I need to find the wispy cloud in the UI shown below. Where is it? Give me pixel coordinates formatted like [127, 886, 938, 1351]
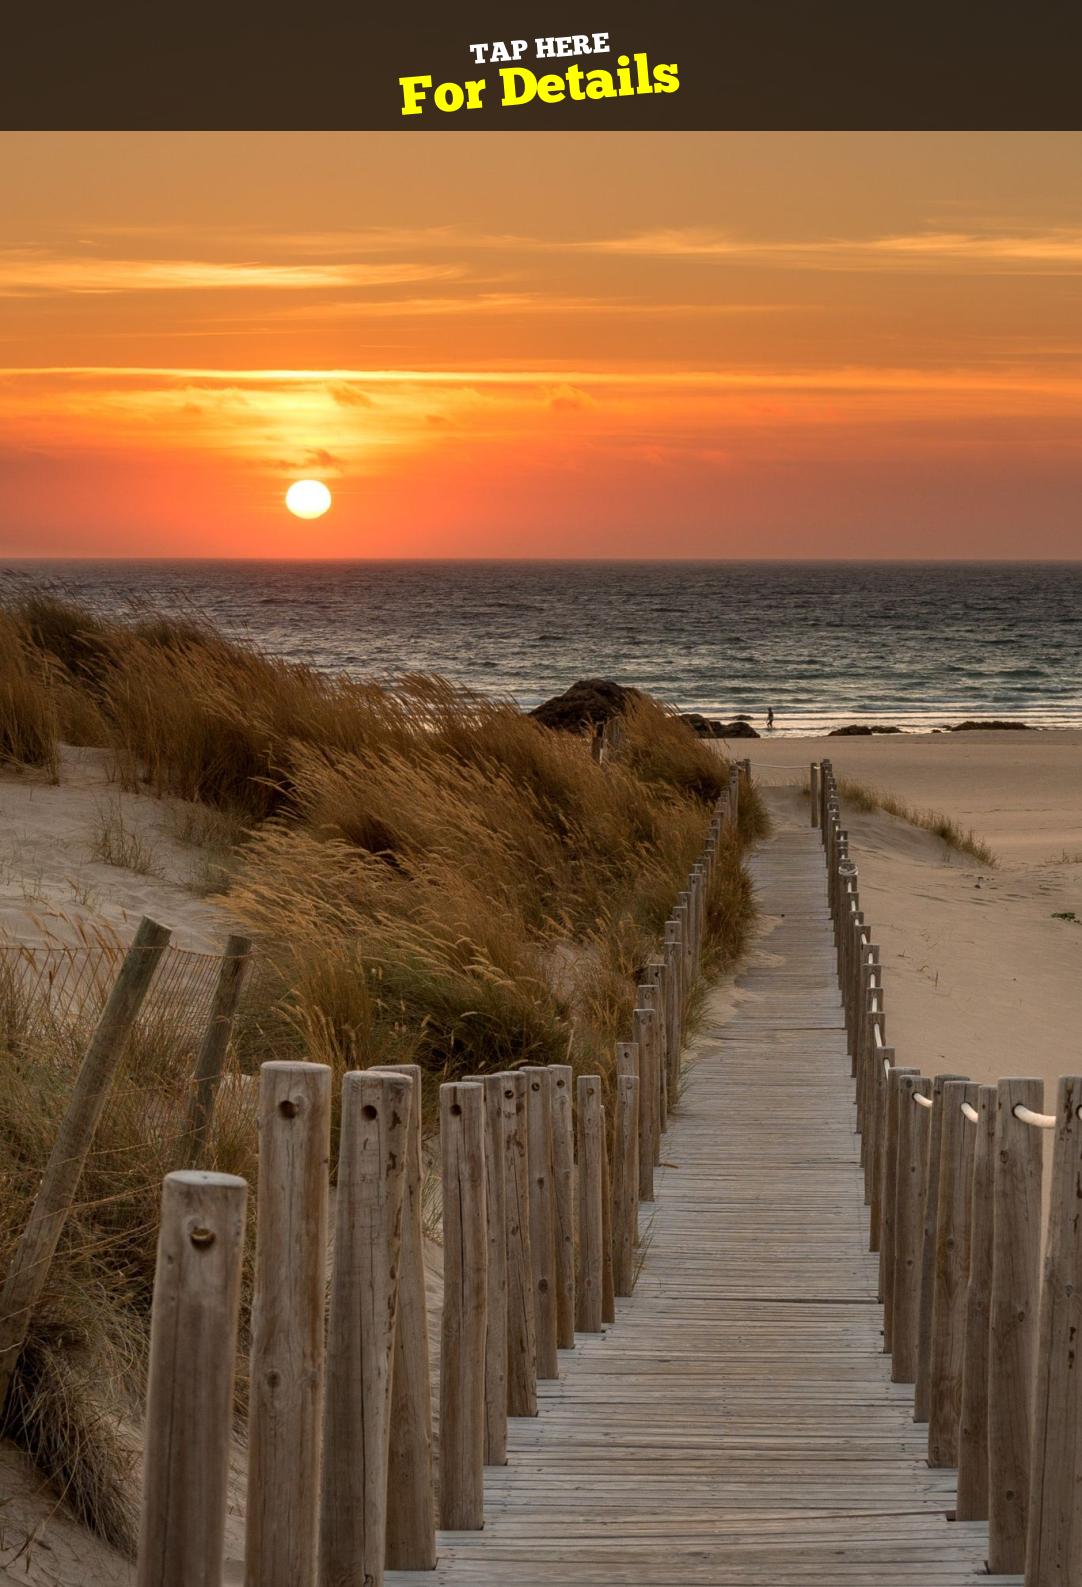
[0, 250, 463, 296]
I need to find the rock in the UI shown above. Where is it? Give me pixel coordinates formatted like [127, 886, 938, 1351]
[828, 723, 903, 736]
[531, 678, 641, 731]
[947, 719, 1035, 731]
[679, 715, 760, 739]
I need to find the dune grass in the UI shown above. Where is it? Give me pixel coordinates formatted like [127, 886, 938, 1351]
[831, 775, 997, 866]
[0, 589, 768, 1544]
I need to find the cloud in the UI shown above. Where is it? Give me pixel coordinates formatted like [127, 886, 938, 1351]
[0, 250, 464, 297]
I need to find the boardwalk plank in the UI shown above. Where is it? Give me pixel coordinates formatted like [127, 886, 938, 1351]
[389, 814, 995, 1587]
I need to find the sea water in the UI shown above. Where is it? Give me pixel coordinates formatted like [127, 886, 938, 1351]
[7, 560, 1080, 735]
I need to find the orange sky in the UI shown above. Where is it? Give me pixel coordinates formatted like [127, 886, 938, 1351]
[2, 131, 1081, 558]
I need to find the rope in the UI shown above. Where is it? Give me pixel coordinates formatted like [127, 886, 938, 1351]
[914, 1093, 934, 1109]
[961, 1101, 980, 1123]
[1013, 1104, 1057, 1129]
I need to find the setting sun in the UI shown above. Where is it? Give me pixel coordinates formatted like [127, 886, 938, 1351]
[285, 479, 332, 519]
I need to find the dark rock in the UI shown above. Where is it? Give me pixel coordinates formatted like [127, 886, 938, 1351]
[828, 723, 904, 736]
[947, 719, 1035, 731]
[678, 714, 760, 740]
[531, 678, 642, 732]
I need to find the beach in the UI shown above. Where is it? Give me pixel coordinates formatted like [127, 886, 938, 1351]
[745, 730, 1082, 1183]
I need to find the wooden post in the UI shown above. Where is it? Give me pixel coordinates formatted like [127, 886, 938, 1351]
[575, 1075, 604, 1334]
[663, 935, 682, 1096]
[462, 1073, 509, 1467]
[368, 1065, 437, 1570]
[987, 1077, 1043, 1576]
[956, 1084, 997, 1522]
[810, 762, 819, 825]
[523, 1066, 559, 1380]
[319, 1071, 411, 1587]
[438, 1081, 488, 1531]
[914, 1072, 968, 1425]
[136, 1170, 247, 1587]
[928, 1078, 979, 1468]
[634, 1005, 659, 1196]
[187, 932, 253, 1166]
[600, 1103, 616, 1325]
[613, 1045, 640, 1297]
[547, 1064, 576, 1351]
[1025, 1076, 1082, 1587]
[0, 915, 171, 1405]
[868, 1041, 892, 1255]
[637, 985, 662, 1152]
[890, 1075, 931, 1384]
[498, 1071, 537, 1418]
[644, 960, 669, 1130]
[880, 1066, 918, 1354]
[246, 1062, 331, 1587]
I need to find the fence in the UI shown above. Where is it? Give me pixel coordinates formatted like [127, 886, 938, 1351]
[0, 926, 253, 1409]
[815, 756, 1076, 1587]
[117, 770, 745, 1587]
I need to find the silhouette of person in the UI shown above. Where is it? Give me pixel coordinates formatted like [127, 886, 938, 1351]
[767, 707, 775, 731]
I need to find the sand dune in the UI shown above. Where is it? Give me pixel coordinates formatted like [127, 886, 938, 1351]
[748, 733, 1082, 1204]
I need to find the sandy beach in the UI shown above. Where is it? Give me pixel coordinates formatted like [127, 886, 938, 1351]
[743, 730, 1082, 1163]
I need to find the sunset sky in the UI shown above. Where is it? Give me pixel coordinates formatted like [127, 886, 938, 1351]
[2, 131, 1081, 558]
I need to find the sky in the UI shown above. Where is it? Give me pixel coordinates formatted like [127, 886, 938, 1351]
[1, 130, 1081, 558]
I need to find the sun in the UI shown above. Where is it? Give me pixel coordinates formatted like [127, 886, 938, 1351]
[285, 479, 332, 519]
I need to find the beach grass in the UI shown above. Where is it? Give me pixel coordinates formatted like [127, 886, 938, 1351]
[0, 590, 766, 1544]
[830, 775, 998, 866]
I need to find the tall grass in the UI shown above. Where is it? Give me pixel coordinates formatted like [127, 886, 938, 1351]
[0, 590, 766, 1542]
[832, 775, 997, 866]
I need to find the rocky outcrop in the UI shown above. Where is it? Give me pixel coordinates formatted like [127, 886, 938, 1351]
[828, 724, 904, 736]
[680, 714, 760, 740]
[947, 719, 1035, 731]
[530, 679, 641, 731]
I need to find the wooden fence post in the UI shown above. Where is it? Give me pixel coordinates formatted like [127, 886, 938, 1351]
[319, 1071, 411, 1587]
[956, 1084, 997, 1522]
[499, 1071, 537, 1418]
[463, 1073, 509, 1467]
[522, 1066, 559, 1380]
[439, 1081, 488, 1531]
[914, 1071, 968, 1424]
[634, 1005, 660, 1198]
[637, 983, 662, 1144]
[663, 934, 682, 1094]
[644, 960, 669, 1129]
[613, 1044, 640, 1297]
[810, 762, 819, 825]
[890, 1076, 931, 1384]
[136, 1170, 247, 1587]
[547, 1064, 577, 1351]
[987, 1076, 1043, 1575]
[868, 1042, 893, 1255]
[576, 1076, 604, 1334]
[600, 1104, 616, 1325]
[187, 932, 253, 1166]
[880, 1066, 918, 1354]
[371, 1065, 437, 1570]
[246, 1062, 331, 1587]
[0, 914, 171, 1406]
[1025, 1076, 1082, 1587]
[928, 1078, 979, 1468]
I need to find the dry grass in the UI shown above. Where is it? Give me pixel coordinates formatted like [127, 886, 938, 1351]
[0, 590, 768, 1542]
[831, 775, 998, 866]
[90, 797, 161, 877]
[0, 613, 60, 781]
[0, 964, 257, 1552]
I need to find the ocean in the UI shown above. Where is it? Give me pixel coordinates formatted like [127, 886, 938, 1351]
[6, 560, 1081, 736]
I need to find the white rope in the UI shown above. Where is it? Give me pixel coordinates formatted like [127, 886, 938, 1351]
[882, 1055, 892, 1076]
[1013, 1104, 1056, 1129]
[961, 1101, 980, 1123]
[873, 1022, 883, 1049]
[914, 1093, 934, 1109]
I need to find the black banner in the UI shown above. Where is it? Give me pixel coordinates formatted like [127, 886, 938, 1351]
[4, 0, 1082, 130]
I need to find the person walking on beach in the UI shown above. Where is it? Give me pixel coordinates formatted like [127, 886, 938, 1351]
[767, 707, 775, 731]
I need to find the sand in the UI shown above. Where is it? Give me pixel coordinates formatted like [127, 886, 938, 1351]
[2, 727, 1078, 1580]
[743, 731, 1082, 1201]
[0, 745, 236, 953]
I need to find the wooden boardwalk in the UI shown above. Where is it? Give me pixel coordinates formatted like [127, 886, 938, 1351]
[393, 810, 999, 1586]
